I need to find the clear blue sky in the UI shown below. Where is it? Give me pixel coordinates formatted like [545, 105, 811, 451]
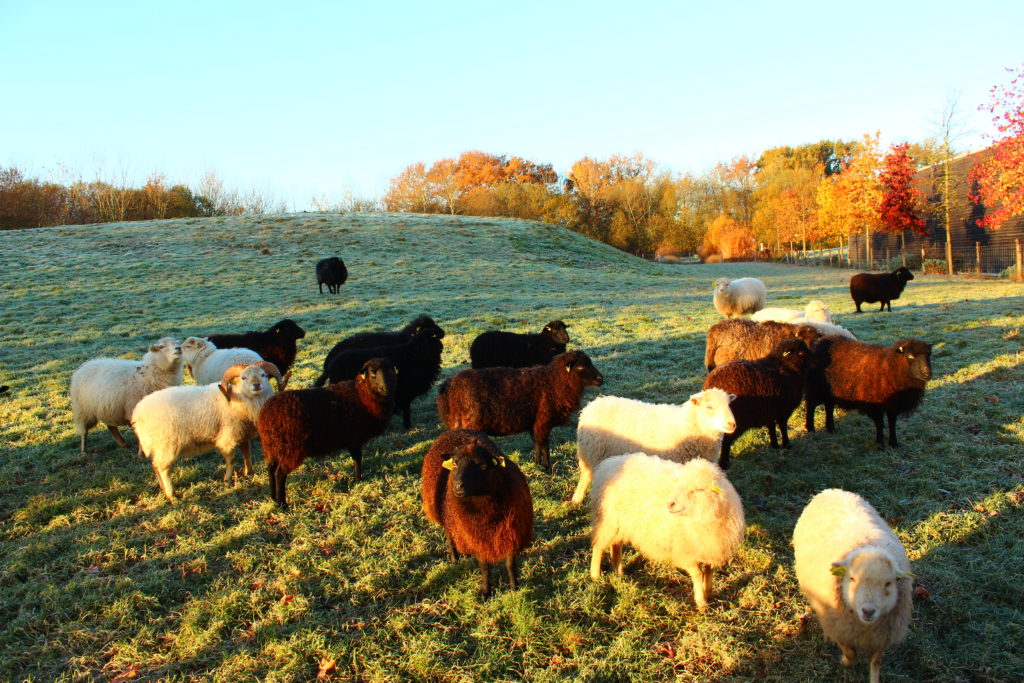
[2, 0, 1022, 209]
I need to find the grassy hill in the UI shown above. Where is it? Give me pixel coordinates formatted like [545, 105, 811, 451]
[0, 213, 1022, 681]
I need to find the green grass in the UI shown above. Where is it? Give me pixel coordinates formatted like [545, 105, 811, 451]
[0, 213, 1022, 681]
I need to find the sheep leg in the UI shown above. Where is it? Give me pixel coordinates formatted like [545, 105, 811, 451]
[268, 460, 279, 501]
[610, 542, 624, 576]
[152, 461, 177, 504]
[871, 414, 886, 449]
[589, 543, 605, 579]
[505, 554, 519, 590]
[689, 564, 708, 611]
[274, 467, 289, 509]
[532, 425, 552, 473]
[477, 559, 493, 598]
[445, 532, 458, 562]
[868, 650, 882, 683]
[401, 403, 412, 430]
[838, 642, 857, 667]
[854, 300, 863, 313]
[350, 447, 363, 482]
[881, 301, 888, 312]
[824, 402, 836, 433]
[570, 458, 592, 505]
[778, 420, 790, 448]
[804, 401, 816, 432]
[701, 563, 714, 604]
[79, 431, 88, 455]
[887, 411, 899, 448]
[767, 424, 779, 448]
[106, 425, 130, 449]
[719, 435, 734, 470]
[239, 440, 252, 477]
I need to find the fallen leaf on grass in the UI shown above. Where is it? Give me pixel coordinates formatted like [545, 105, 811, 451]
[914, 585, 931, 600]
[111, 664, 140, 682]
[653, 642, 675, 659]
[281, 594, 294, 604]
[317, 657, 337, 678]
[1008, 491, 1024, 505]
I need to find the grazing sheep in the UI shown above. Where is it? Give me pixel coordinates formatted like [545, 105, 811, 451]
[132, 361, 282, 503]
[705, 318, 823, 371]
[206, 319, 306, 375]
[258, 358, 396, 507]
[181, 336, 274, 387]
[320, 316, 443, 376]
[436, 350, 604, 473]
[70, 337, 184, 455]
[850, 267, 914, 313]
[590, 455, 745, 611]
[751, 300, 833, 324]
[572, 388, 736, 504]
[316, 256, 348, 294]
[703, 338, 811, 469]
[805, 338, 931, 448]
[421, 429, 534, 597]
[712, 277, 767, 318]
[469, 320, 570, 369]
[793, 489, 913, 683]
[314, 326, 444, 429]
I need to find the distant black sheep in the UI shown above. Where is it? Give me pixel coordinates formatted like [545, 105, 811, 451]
[849, 267, 914, 312]
[320, 316, 443, 377]
[316, 256, 348, 294]
[206, 319, 306, 375]
[470, 320, 570, 369]
[314, 326, 445, 429]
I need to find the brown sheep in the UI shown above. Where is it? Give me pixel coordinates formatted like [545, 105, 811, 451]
[436, 350, 604, 473]
[421, 429, 534, 597]
[257, 358, 396, 508]
[849, 267, 914, 312]
[704, 318, 822, 371]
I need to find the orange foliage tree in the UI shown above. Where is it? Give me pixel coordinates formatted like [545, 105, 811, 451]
[700, 213, 755, 261]
[970, 64, 1024, 228]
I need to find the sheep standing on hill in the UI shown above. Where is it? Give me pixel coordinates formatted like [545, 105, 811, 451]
[805, 338, 931, 448]
[751, 300, 833, 324]
[421, 429, 534, 597]
[849, 267, 914, 312]
[793, 489, 913, 683]
[206, 319, 306, 376]
[572, 389, 736, 504]
[590, 455, 745, 611]
[320, 316, 443, 377]
[436, 351, 604, 473]
[469, 320, 570, 369]
[258, 358, 396, 507]
[70, 337, 184, 455]
[703, 338, 811, 469]
[316, 256, 348, 294]
[712, 277, 767, 318]
[704, 318, 822, 371]
[132, 361, 282, 503]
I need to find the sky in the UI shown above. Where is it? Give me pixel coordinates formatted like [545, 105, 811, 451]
[2, 0, 1022, 209]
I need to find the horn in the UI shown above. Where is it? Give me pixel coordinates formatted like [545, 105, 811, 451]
[254, 361, 285, 389]
[218, 364, 249, 401]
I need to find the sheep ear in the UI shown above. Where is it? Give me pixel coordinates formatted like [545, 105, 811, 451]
[441, 458, 456, 471]
[218, 382, 232, 401]
[727, 393, 737, 403]
[690, 396, 700, 405]
[149, 344, 160, 352]
[830, 562, 848, 577]
[358, 371, 366, 381]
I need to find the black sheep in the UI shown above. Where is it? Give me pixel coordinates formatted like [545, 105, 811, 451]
[206, 319, 306, 375]
[316, 256, 348, 294]
[320, 316, 443, 377]
[470, 320, 570, 369]
[314, 326, 444, 429]
[849, 267, 914, 312]
[805, 337, 931, 448]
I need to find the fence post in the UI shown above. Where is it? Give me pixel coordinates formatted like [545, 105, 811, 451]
[1017, 239, 1023, 281]
[946, 240, 953, 275]
[921, 248, 926, 273]
[976, 242, 981, 274]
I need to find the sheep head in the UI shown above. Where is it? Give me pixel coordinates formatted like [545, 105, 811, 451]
[832, 546, 912, 624]
[356, 358, 397, 398]
[665, 459, 733, 519]
[689, 388, 736, 435]
[252, 361, 285, 390]
[271, 319, 306, 340]
[148, 337, 183, 371]
[442, 444, 507, 498]
[894, 339, 932, 384]
[559, 351, 603, 387]
[542, 320, 570, 345]
[772, 338, 811, 375]
[894, 267, 915, 282]
[218, 363, 273, 402]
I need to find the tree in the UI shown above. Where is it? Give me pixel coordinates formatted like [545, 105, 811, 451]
[839, 132, 884, 264]
[879, 143, 927, 261]
[383, 162, 437, 213]
[700, 213, 755, 260]
[970, 64, 1024, 229]
[930, 91, 970, 273]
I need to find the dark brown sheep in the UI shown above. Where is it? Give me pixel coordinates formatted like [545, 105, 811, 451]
[206, 319, 306, 375]
[469, 320, 570, 369]
[316, 256, 348, 294]
[705, 318, 822, 371]
[703, 338, 812, 469]
[320, 316, 443, 379]
[436, 350, 604, 472]
[421, 429, 534, 597]
[257, 358, 396, 508]
[849, 267, 914, 312]
[805, 337, 931, 448]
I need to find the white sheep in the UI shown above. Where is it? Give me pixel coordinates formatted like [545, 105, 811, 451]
[750, 299, 833, 324]
[797, 319, 857, 340]
[712, 277, 767, 318]
[590, 454, 745, 611]
[572, 389, 736, 505]
[132, 361, 282, 503]
[69, 337, 184, 455]
[181, 336, 264, 386]
[793, 489, 913, 683]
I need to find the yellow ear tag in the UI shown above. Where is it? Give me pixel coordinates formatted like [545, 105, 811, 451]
[898, 346, 904, 353]
[497, 456, 506, 468]
[710, 483, 723, 495]
[394, 366, 400, 375]
[442, 458, 456, 471]
[830, 564, 847, 577]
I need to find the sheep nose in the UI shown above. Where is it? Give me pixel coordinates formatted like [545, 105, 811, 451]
[861, 607, 876, 622]
[724, 421, 736, 433]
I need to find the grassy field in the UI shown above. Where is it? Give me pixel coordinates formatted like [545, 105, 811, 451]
[0, 213, 1022, 682]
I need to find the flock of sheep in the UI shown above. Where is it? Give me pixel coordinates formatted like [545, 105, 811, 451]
[65, 264, 928, 682]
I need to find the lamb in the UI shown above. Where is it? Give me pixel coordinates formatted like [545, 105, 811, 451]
[421, 429, 534, 597]
[132, 361, 282, 503]
[320, 315, 443, 376]
[805, 338, 931, 449]
[70, 337, 184, 455]
[712, 277, 767, 318]
[571, 388, 736, 504]
[849, 267, 914, 312]
[750, 299, 833, 324]
[704, 318, 823, 371]
[257, 358, 396, 508]
[316, 256, 348, 294]
[469, 319, 570, 369]
[313, 325, 444, 429]
[793, 489, 913, 683]
[590, 454, 745, 611]
[702, 338, 811, 469]
[206, 319, 306, 376]
[181, 336, 281, 388]
[436, 350, 604, 473]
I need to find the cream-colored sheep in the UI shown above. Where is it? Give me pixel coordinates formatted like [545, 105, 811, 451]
[793, 489, 913, 683]
[572, 390, 736, 504]
[751, 299, 833, 324]
[181, 336, 263, 385]
[70, 337, 183, 455]
[712, 277, 766, 318]
[590, 454, 745, 611]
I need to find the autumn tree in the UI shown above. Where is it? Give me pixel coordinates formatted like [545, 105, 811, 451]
[700, 213, 755, 261]
[383, 162, 437, 213]
[970, 63, 1024, 229]
[878, 143, 927, 260]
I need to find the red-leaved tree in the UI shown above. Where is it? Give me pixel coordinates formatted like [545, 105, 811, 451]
[879, 143, 926, 237]
[970, 64, 1024, 228]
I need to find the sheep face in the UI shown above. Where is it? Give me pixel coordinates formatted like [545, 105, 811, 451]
[405, 316, 445, 339]
[565, 351, 603, 387]
[773, 338, 811, 374]
[181, 336, 211, 360]
[220, 364, 274, 402]
[794, 325, 823, 349]
[895, 339, 931, 384]
[665, 477, 726, 516]
[690, 389, 736, 434]
[272, 319, 306, 340]
[895, 267, 914, 283]
[443, 444, 506, 498]
[713, 278, 730, 295]
[805, 300, 832, 323]
[543, 320, 570, 345]
[358, 358, 397, 398]
[833, 548, 909, 624]
[150, 337, 183, 371]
